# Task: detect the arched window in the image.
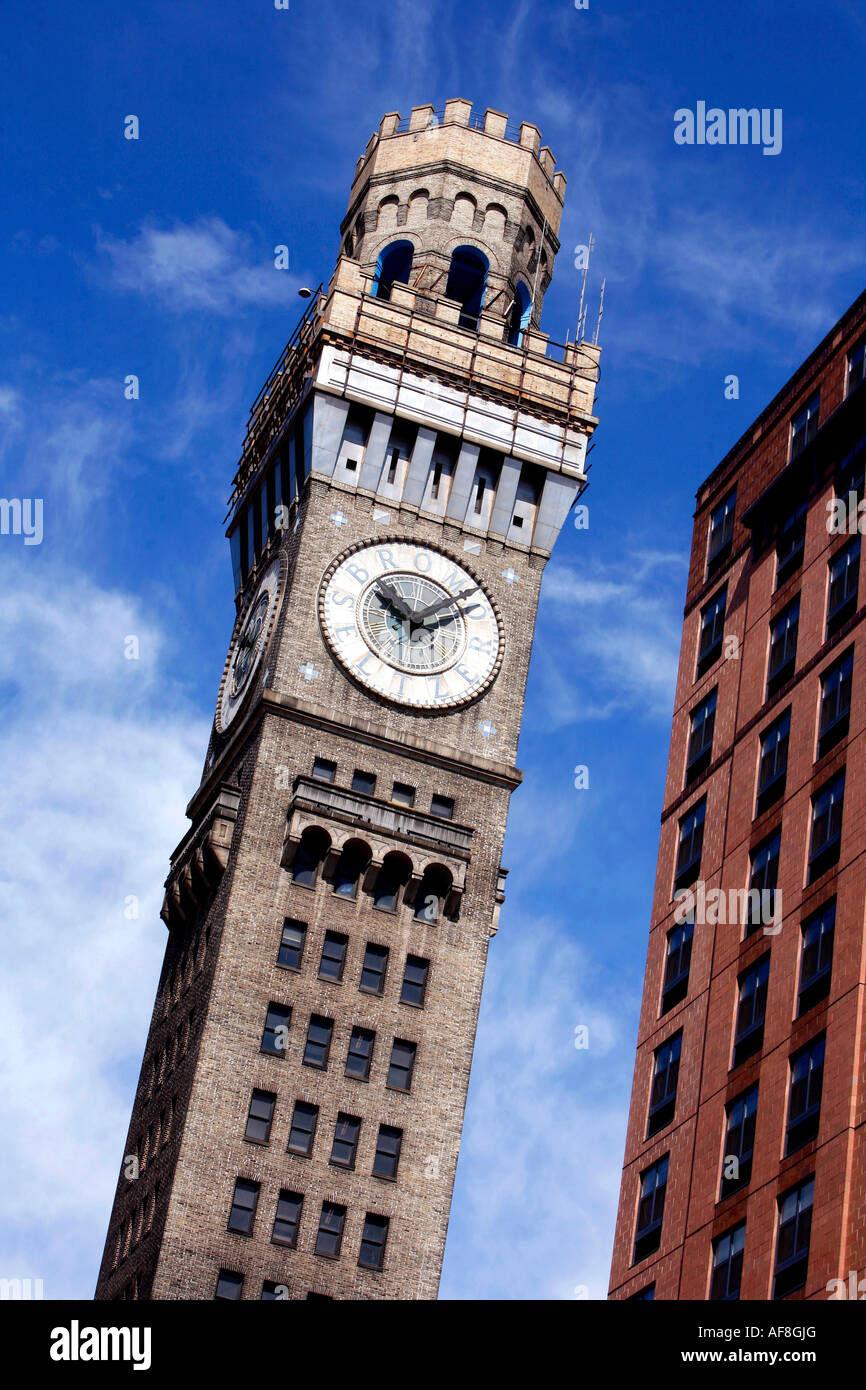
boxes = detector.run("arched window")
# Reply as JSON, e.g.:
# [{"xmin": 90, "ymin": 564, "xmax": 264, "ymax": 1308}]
[
  {"xmin": 445, "ymin": 246, "xmax": 489, "ymax": 330},
  {"xmin": 373, "ymin": 852, "xmax": 412, "ymax": 912},
  {"xmin": 507, "ymin": 281, "xmax": 533, "ymax": 347},
  {"xmin": 413, "ymin": 865, "xmax": 453, "ymax": 924},
  {"xmin": 331, "ymin": 838, "xmax": 371, "ymax": 899},
  {"xmin": 372, "ymin": 240, "xmax": 414, "ymax": 301},
  {"xmin": 292, "ymin": 828, "xmax": 330, "ymax": 888}
]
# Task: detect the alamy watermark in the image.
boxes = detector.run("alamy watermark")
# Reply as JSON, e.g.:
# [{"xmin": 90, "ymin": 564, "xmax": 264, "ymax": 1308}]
[
  {"xmin": 0, "ymin": 497, "xmax": 43, "ymax": 545},
  {"xmin": 674, "ymin": 882, "xmax": 781, "ymax": 933},
  {"xmin": 674, "ymin": 103, "xmax": 782, "ymax": 156}
]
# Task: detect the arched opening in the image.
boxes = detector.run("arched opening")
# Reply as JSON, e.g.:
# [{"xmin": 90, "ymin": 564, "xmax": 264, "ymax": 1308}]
[
  {"xmin": 507, "ymin": 281, "xmax": 533, "ymax": 347},
  {"xmin": 330, "ymin": 838, "xmax": 372, "ymax": 900},
  {"xmin": 292, "ymin": 827, "xmax": 330, "ymax": 888},
  {"xmin": 413, "ymin": 865, "xmax": 453, "ymax": 924},
  {"xmin": 445, "ymin": 245, "xmax": 489, "ymax": 330},
  {"xmin": 373, "ymin": 852, "xmax": 412, "ymax": 912},
  {"xmin": 372, "ymin": 240, "xmax": 414, "ymax": 301}
]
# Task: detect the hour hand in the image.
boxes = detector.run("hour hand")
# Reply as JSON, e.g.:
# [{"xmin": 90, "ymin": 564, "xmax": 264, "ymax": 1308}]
[{"xmin": 376, "ymin": 581, "xmax": 414, "ymax": 620}]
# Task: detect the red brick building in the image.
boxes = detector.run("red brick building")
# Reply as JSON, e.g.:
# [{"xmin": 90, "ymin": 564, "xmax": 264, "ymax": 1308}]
[{"xmin": 609, "ymin": 291, "xmax": 866, "ymax": 1301}]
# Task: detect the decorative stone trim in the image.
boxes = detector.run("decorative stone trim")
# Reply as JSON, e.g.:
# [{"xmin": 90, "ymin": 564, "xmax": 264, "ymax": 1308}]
[{"xmin": 160, "ymin": 783, "xmax": 241, "ymax": 931}]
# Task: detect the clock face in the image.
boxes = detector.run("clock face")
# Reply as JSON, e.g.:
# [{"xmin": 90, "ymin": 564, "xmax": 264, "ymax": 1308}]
[
  {"xmin": 217, "ymin": 555, "xmax": 283, "ymax": 731},
  {"xmin": 319, "ymin": 541, "xmax": 503, "ymax": 709}
]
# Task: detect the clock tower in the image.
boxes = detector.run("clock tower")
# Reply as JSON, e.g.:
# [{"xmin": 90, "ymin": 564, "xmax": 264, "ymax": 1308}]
[{"xmin": 95, "ymin": 100, "xmax": 600, "ymax": 1301}]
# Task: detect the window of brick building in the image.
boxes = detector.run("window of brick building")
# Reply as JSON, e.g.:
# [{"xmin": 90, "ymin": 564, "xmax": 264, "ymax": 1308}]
[
  {"xmin": 707, "ymin": 489, "xmax": 736, "ymax": 577},
  {"xmin": 373, "ymin": 1125, "xmax": 402, "ymax": 1181},
  {"xmin": 271, "ymin": 1191, "xmax": 303, "ymax": 1249},
  {"xmin": 647, "ymin": 1032, "xmax": 682, "ymax": 1137},
  {"xmin": 303, "ymin": 1016, "xmax": 333, "ymax": 1070},
  {"xmin": 775, "ymin": 501, "xmax": 808, "ymax": 588},
  {"xmin": 633, "ymin": 1156, "xmax": 668, "ymax": 1264},
  {"xmin": 720, "ymin": 1084, "xmax": 758, "ymax": 1200},
  {"xmin": 686, "ymin": 689, "xmax": 717, "ymax": 786},
  {"xmin": 790, "ymin": 393, "xmax": 819, "ymax": 460},
  {"xmin": 359, "ymin": 1213, "xmax": 390, "ymax": 1271},
  {"xmin": 732, "ymin": 956, "xmax": 770, "ymax": 1068},
  {"xmin": 319, "ymin": 931, "xmax": 348, "ymax": 983},
  {"xmin": 773, "ymin": 1178, "xmax": 814, "ymax": 1299},
  {"xmin": 261, "ymin": 1003, "xmax": 291, "ymax": 1057},
  {"xmin": 785, "ymin": 1035, "xmax": 825, "ymax": 1155},
  {"xmin": 346, "ymin": 1026, "xmax": 375, "ymax": 1081},
  {"xmin": 400, "ymin": 956, "xmax": 429, "ymax": 1007},
  {"xmin": 287, "ymin": 1101, "xmax": 318, "ymax": 1157},
  {"xmin": 227, "ymin": 1179, "xmax": 260, "ymax": 1236},
  {"xmin": 330, "ymin": 1113, "xmax": 361, "ymax": 1169},
  {"xmin": 315, "ymin": 1202, "xmax": 346, "ymax": 1259},
  {"xmin": 359, "ymin": 943, "xmax": 389, "ymax": 995},
  {"xmin": 387, "ymin": 1039, "xmax": 416, "ymax": 1092},
  {"xmin": 827, "ymin": 536, "xmax": 860, "ymax": 636},
  {"xmin": 808, "ymin": 771, "xmax": 845, "ymax": 882},
  {"xmin": 767, "ymin": 598, "xmax": 799, "ymax": 697},
  {"xmin": 746, "ymin": 829, "xmax": 781, "ymax": 936},
  {"xmin": 215, "ymin": 1269, "xmax": 244, "ymax": 1300},
  {"xmin": 244, "ymin": 1089, "xmax": 276, "ymax": 1145},
  {"xmin": 277, "ymin": 919, "xmax": 307, "ymax": 971},
  {"xmin": 710, "ymin": 1222, "xmax": 746, "ymax": 1301},
  {"xmin": 798, "ymin": 900, "xmax": 835, "ymax": 1016},
  {"xmin": 818, "ymin": 650, "xmax": 853, "ymax": 760},
  {"xmin": 756, "ymin": 711, "xmax": 790, "ymax": 817},
  {"xmin": 675, "ymin": 799, "xmax": 705, "ymax": 891},
  {"xmin": 661, "ymin": 917, "xmax": 693, "ymax": 1014},
  {"xmin": 697, "ymin": 588, "xmax": 727, "ymax": 677},
  {"xmin": 847, "ymin": 337, "xmax": 866, "ymax": 395}
]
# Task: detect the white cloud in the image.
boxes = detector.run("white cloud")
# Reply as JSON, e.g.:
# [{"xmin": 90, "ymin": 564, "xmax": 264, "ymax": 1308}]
[
  {"xmin": 441, "ymin": 914, "xmax": 635, "ymax": 1300},
  {"xmin": 96, "ymin": 217, "xmax": 305, "ymax": 314},
  {"xmin": 0, "ymin": 558, "xmax": 207, "ymax": 1296},
  {"xmin": 535, "ymin": 551, "xmax": 685, "ymax": 724}
]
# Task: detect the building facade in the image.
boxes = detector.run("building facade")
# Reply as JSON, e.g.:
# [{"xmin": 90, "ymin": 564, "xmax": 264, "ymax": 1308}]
[
  {"xmin": 609, "ymin": 291, "xmax": 866, "ymax": 1301},
  {"xmin": 95, "ymin": 100, "xmax": 600, "ymax": 1301}
]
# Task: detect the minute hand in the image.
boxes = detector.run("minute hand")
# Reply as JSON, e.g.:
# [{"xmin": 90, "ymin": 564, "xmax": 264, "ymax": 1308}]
[{"xmin": 413, "ymin": 585, "xmax": 481, "ymax": 622}]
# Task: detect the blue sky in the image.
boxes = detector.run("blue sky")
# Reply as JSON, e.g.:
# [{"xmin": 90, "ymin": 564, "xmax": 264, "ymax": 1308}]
[{"xmin": 1, "ymin": 0, "xmax": 864, "ymax": 1300}]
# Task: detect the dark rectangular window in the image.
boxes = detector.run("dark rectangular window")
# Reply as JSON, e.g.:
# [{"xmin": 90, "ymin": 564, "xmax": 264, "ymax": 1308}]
[
  {"xmin": 756, "ymin": 711, "xmax": 790, "ymax": 817},
  {"xmin": 848, "ymin": 337, "xmax": 866, "ymax": 395},
  {"xmin": 261, "ymin": 1281, "xmax": 285, "ymax": 1300},
  {"xmin": 277, "ymin": 919, "xmax": 307, "ymax": 971},
  {"xmin": 629, "ymin": 1284, "xmax": 655, "ymax": 1300},
  {"xmin": 312, "ymin": 757, "xmax": 336, "ymax": 783},
  {"xmin": 345, "ymin": 1026, "xmax": 375, "ymax": 1080},
  {"xmin": 215, "ymin": 1269, "xmax": 244, "ymax": 1300},
  {"xmin": 710, "ymin": 1223, "xmax": 746, "ymax": 1301},
  {"xmin": 261, "ymin": 1003, "xmax": 291, "ymax": 1057},
  {"xmin": 773, "ymin": 1178, "xmax": 814, "ymax": 1299},
  {"xmin": 647, "ymin": 1032, "xmax": 682, "ymax": 1137},
  {"xmin": 786, "ymin": 1035, "xmax": 825, "ymax": 1155},
  {"xmin": 287, "ymin": 1101, "xmax": 318, "ymax": 1157},
  {"xmin": 303, "ymin": 1015, "xmax": 333, "ymax": 1070},
  {"xmin": 387, "ymin": 1039, "xmax": 416, "ymax": 1092},
  {"xmin": 330, "ymin": 1113, "xmax": 361, "ymax": 1169},
  {"xmin": 697, "ymin": 588, "xmax": 727, "ymax": 677},
  {"xmin": 315, "ymin": 1202, "xmax": 346, "ymax": 1259},
  {"xmin": 798, "ymin": 900, "xmax": 835, "ymax": 1016},
  {"xmin": 401, "ymin": 956, "xmax": 429, "ymax": 1008},
  {"xmin": 244, "ymin": 1089, "xmax": 276, "ymax": 1144},
  {"xmin": 227, "ymin": 1178, "xmax": 260, "ymax": 1236},
  {"xmin": 358, "ymin": 1214, "xmax": 389, "ymax": 1271},
  {"xmin": 352, "ymin": 769, "xmax": 376, "ymax": 795},
  {"xmin": 808, "ymin": 770, "xmax": 845, "ymax": 882},
  {"xmin": 271, "ymin": 1190, "xmax": 303, "ymax": 1249},
  {"xmin": 372, "ymin": 1125, "xmax": 402, "ymax": 1181},
  {"xmin": 359, "ymin": 943, "xmax": 389, "ymax": 995},
  {"xmin": 775, "ymin": 502, "xmax": 808, "ymax": 588},
  {"xmin": 767, "ymin": 598, "xmax": 799, "ymax": 697},
  {"xmin": 732, "ymin": 956, "xmax": 770, "ymax": 1068},
  {"xmin": 319, "ymin": 931, "xmax": 348, "ymax": 983},
  {"xmin": 818, "ymin": 650, "xmax": 853, "ymax": 759},
  {"xmin": 686, "ymin": 690, "xmax": 717, "ymax": 785},
  {"xmin": 675, "ymin": 799, "xmax": 705, "ymax": 891},
  {"xmin": 431, "ymin": 794, "xmax": 455, "ymax": 819},
  {"xmin": 707, "ymin": 489, "xmax": 736, "ymax": 575},
  {"xmin": 790, "ymin": 392, "xmax": 819, "ymax": 460},
  {"xmin": 827, "ymin": 536, "xmax": 860, "ymax": 636},
  {"xmin": 745, "ymin": 829, "xmax": 781, "ymax": 936},
  {"xmin": 392, "ymin": 781, "xmax": 415, "ymax": 807},
  {"xmin": 662, "ymin": 917, "xmax": 693, "ymax": 1014},
  {"xmin": 836, "ymin": 434, "xmax": 866, "ymax": 508},
  {"xmin": 633, "ymin": 1156, "xmax": 668, "ymax": 1264},
  {"xmin": 720, "ymin": 1085, "xmax": 758, "ymax": 1200}
]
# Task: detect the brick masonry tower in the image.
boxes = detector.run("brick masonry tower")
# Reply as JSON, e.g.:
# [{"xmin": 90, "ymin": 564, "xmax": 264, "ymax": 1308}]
[
  {"xmin": 95, "ymin": 100, "xmax": 600, "ymax": 1301},
  {"xmin": 609, "ymin": 290, "xmax": 866, "ymax": 1302}
]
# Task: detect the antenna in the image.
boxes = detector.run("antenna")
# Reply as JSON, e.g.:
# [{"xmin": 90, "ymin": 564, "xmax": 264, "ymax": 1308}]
[
  {"xmin": 577, "ymin": 232, "xmax": 594, "ymax": 342},
  {"xmin": 594, "ymin": 277, "xmax": 606, "ymax": 345}
]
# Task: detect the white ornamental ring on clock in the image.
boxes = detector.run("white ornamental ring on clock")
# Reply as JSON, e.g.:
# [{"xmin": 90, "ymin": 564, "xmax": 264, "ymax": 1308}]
[
  {"xmin": 215, "ymin": 552, "xmax": 286, "ymax": 733},
  {"xmin": 318, "ymin": 538, "xmax": 505, "ymax": 711}
]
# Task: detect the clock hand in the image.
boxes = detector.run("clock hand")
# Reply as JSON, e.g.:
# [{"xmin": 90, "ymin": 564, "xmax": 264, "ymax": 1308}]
[
  {"xmin": 376, "ymin": 581, "xmax": 414, "ymax": 621},
  {"xmin": 412, "ymin": 585, "xmax": 481, "ymax": 623}
]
